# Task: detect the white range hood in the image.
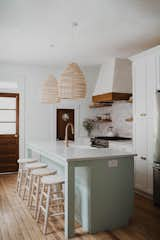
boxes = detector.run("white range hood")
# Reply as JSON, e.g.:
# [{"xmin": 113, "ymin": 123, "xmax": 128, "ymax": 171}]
[{"xmin": 93, "ymin": 58, "xmax": 132, "ymax": 102}]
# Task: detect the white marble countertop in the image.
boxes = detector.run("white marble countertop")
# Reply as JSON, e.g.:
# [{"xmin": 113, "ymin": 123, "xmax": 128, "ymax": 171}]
[{"xmin": 27, "ymin": 141, "xmax": 136, "ymax": 163}]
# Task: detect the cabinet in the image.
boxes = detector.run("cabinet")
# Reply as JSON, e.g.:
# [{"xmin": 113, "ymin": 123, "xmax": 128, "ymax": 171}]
[
  {"xmin": 130, "ymin": 46, "xmax": 160, "ymax": 195},
  {"xmin": 132, "ymin": 59, "xmax": 147, "ymax": 119}
]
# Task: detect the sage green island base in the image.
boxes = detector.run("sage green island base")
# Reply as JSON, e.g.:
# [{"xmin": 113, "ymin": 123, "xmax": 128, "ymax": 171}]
[{"xmin": 27, "ymin": 142, "xmax": 135, "ymax": 239}]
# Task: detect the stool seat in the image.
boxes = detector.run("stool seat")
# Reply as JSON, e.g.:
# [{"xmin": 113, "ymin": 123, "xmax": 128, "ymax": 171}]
[
  {"xmin": 17, "ymin": 158, "xmax": 38, "ymax": 197},
  {"xmin": 31, "ymin": 168, "xmax": 57, "ymax": 177},
  {"xmin": 41, "ymin": 175, "xmax": 65, "ymax": 185},
  {"xmin": 17, "ymin": 158, "xmax": 38, "ymax": 164},
  {"xmin": 25, "ymin": 162, "xmax": 48, "ymax": 170}
]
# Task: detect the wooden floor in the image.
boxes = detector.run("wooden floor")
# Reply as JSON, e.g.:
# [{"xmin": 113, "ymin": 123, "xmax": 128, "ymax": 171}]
[{"xmin": 0, "ymin": 174, "xmax": 160, "ymax": 240}]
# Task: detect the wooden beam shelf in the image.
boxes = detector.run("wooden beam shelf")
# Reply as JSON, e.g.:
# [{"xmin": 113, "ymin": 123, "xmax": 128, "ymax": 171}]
[
  {"xmin": 95, "ymin": 119, "xmax": 112, "ymax": 123},
  {"xmin": 89, "ymin": 103, "xmax": 113, "ymax": 108}
]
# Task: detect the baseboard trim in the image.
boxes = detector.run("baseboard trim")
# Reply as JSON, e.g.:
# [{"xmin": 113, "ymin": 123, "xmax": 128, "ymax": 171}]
[{"xmin": 135, "ymin": 189, "xmax": 153, "ymax": 200}]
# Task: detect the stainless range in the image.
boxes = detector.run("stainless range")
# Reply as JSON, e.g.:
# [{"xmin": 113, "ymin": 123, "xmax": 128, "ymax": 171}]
[{"xmin": 90, "ymin": 136, "xmax": 132, "ymax": 148}]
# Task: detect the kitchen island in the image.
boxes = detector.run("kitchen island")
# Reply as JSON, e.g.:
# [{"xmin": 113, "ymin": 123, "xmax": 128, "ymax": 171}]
[{"xmin": 27, "ymin": 141, "xmax": 135, "ymax": 239}]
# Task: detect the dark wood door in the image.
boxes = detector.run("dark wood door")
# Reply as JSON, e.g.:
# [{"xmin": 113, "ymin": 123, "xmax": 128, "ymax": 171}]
[
  {"xmin": 0, "ymin": 93, "xmax": 19, "ymax": 173},
  {"xmin": 57, "ymin": 109, "xmax": 74, "ymax": 141}
]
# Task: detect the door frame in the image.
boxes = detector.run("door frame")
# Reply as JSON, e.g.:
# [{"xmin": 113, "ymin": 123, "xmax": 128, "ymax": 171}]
[{"xmin": 0, "ymin": 73, "xmax": 25, "ymax": 160}]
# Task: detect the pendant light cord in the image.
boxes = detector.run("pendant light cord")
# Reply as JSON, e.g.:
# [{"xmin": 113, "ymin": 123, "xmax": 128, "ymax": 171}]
[{"xmin": 71, "ymin": 22, "xmax": 78, "ymax": 63}]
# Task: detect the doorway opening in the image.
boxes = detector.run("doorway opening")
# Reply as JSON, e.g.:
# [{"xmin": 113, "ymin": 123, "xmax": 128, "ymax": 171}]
[{"xmin": 56, "ymin": 109, "xmax": 74, "ymax": 141}]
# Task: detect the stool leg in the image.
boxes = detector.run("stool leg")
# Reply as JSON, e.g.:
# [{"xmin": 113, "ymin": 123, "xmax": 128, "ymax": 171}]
[
  {"xmin": 18, "ymin": 171, "xmax": 23, "ymax": 197},
  {"xmin": 16, "ymin": 170, "xmax": 20, "ymax": 192},
  {"xmin": 23, "ymin": 170, "xmax": 29, "ymax": 200},
  {"xmin": 27, "ymin": 174, "xmax": 33, "ymax": 206},
  {"xmin": 57, "ymin": 183, "xmax": 61, "ymax": 213},
  {"xmin": 43, "ymin": 185, "xmax": 51, "ymax": 235},
  {"xmin": 16, "ymin": 163, "xmax": 23, "ymax": 193},
  {"xmin": 34, "ymin": 176, "xmax": 40, "ymax": 218},
  {"xmin": 29, "ymin": 175, "xmax": 35, "ymax": 208},
  {"xmin": 36, "ymin": 183, "xmax": 45, "ymax": 223}
]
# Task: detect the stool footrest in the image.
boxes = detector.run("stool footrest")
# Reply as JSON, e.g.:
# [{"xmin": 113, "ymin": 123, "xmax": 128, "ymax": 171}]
[{"xmin": 50, "ymin": 212, "xmax": 64, "ymax": 217}]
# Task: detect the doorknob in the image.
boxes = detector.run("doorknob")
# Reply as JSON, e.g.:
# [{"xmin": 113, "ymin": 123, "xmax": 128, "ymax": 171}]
[
  {"xmin": 14, "ymin": 134, "xmax": 18, "ymax": 138},
  {"xmin": 141, "ymin": 156, "xmax": 147, "ymax": 160}
]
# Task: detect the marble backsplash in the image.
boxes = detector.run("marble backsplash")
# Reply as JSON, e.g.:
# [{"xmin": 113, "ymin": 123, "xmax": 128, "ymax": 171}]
[{"xmin": 91, "ymin": 101, "xmax": 133, "ymax": 138}]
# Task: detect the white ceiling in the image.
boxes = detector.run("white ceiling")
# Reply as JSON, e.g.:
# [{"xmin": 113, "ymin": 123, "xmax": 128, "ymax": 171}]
[{"xmin": 0, "ymin": 0, "xmax": 160, "ymax": 65}]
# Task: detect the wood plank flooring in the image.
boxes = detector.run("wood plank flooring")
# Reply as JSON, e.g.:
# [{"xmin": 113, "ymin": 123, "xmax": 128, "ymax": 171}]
[{"xmin": 0, "ymin": 173, "xmax": 160, "ymax": 240}]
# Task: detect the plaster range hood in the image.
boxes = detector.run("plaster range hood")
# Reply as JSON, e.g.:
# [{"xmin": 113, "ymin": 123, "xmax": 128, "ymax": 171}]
[{"xmin": 92, "ymin": 58, "xmax": 132, "ymax": 103}]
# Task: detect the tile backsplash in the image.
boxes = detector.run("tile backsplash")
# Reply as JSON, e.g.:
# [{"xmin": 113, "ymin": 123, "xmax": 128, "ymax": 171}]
[{"xmin": 91, "ymin": 101, "xmax": 132, "ymax": 138}]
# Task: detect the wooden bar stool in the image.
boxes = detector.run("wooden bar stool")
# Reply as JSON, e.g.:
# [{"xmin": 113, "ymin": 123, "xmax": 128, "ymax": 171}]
[
  {"xmin": 36, "ymin": 175, "xmax": 65, "ymax": 235},
  {"xmin": 29, "ymin": 168, "xmax": 57, "ymax": 218},
  {"xmin": 22, "ymin": 162, "xmax": 48, "ymax": 202},
  {"xmin": 16, "ymin": 158, "xmax": 38, "ymax": 197}
]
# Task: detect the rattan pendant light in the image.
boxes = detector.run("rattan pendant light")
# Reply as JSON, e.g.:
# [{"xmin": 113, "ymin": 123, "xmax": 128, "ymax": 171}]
[
  {"xmin": 41, "ymin": 74, "xmax": 60, "ymax": 103},
  {"xmin": 59, "ymin": 22, "xmax": 87, "ymax": 99},
  {"xmin": 59, "ymin": 62, "xmax": 86, "ymax": 99}
]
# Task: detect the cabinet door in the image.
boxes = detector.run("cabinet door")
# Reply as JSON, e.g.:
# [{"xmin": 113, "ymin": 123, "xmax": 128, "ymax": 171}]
[
  {"xmin": 134, "ymin": 156, "xmax": 148, "ymax": 191},
  {"xmin": 133, "ymin": 59, "xmax": 147, "ymax": 118},
  {"xmin": 134, "ymin": 117, "xmax": 148, "ymax": 191},
  {"xmin": 133, "ymin": 59, "xmax": 149, "ymax": 192},
  {"xmin": 133, "ymin": 54, "xmax": 157, "ymax": 194}
]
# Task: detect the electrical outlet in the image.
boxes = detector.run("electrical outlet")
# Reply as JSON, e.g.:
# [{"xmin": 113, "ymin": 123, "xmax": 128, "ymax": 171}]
[{"xmin": 108, "ymin": 160, "xmax": 118, "ymax": 168}]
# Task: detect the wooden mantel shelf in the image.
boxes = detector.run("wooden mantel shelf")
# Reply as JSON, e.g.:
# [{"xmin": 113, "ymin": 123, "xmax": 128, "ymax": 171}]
[{"xmin": 92, "ymin": 92, "xmax": 132, "ymax": 103}]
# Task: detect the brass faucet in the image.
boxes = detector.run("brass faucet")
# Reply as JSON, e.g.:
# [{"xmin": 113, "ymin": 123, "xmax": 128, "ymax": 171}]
[{"xmin": 64, "ymin": 123, "xmax": 74, "ymax": 147}]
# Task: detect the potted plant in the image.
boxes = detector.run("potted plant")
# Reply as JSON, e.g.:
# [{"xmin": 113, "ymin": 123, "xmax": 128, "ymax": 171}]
[{"xmin": 83, "ymin": 118, "xmax": 95, "ymax": 137}]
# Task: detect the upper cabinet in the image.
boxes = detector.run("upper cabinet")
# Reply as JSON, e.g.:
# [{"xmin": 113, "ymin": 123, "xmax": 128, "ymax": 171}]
[{"xmin": 132, "ymin": 59, "xmax": 147, "ymax": 118}]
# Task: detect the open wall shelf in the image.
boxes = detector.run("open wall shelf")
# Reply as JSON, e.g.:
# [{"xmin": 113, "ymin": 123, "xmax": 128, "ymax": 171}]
[{"xmin": 89, "ymin": 103, "xmax": 113, "ymax": 108}]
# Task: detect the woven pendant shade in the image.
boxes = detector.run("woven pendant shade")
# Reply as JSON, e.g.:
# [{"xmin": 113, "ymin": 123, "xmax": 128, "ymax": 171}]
[
  {"xmin": 41, "ymin": 74, "xmax": 60, "ymax": 103},
  {"xmin": 59, "ymin": 63, "xmax": 87, "ymax": 99}
]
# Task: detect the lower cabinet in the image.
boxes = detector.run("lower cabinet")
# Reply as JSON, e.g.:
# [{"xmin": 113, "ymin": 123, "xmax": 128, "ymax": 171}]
[
  {"xmin": 133, "ymin": 116, "xmax": 154, "ymax": 194},
  {"xmin": 134, "ymin": 157, "xmax": 153, "ymax": 195},
  {"xmin": 134, "ymin": 155, "xmax": 148, "ymax": 192}
]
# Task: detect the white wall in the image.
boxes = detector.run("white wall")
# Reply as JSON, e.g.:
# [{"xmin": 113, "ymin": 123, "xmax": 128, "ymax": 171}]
[
  {"xmin": 0, "ymin": 63, "xmax": 55, "ymax": 157},
  {"xmin": 0, "ymin": 63, "xmax": 100, "ymax": 156}
]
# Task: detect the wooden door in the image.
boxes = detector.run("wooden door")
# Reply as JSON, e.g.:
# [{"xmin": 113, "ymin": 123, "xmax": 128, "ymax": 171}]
[
  {"xmin": 57, "ymin": 109, "xmax": 74, "ymax": 140},
  {"xmin": 0, "ymin": 93, "xmax": 19, "ymax": 173}
]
